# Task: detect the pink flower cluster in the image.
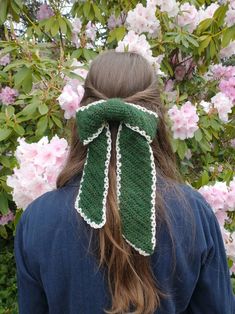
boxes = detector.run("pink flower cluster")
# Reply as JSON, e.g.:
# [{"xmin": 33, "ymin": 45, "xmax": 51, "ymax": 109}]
[
  {"xmin": 116, "ymin": 31, "xmax": 164, "ymax": 75},
  {"xmin": 211, "ymin": 92, "xmax": 233, "ymax": 122},
  {"xmin": 152, "ymin": 0, "xmax": 179, "ymax": 17},
  {"xmin": 0, "ymin": 53, "xmax": 10, "ymax": 66},
  {"xmin": 7, "ymin": 136, "xmax": 68, "ymax": 209},
  {"xmin": 126, "ymin": 3, "xmax": 160, "ymax": 38},
  {"xmin": 58, "ymin": 60, "xmax": 87, "ymax": 119},
  {"xmin": 219, "ymin": 77, "xmax": 235, "ymax": 102},
  {"xmin": 197, "ymin": 3, "xmax": 219, "ymax": 24},
  {"xmin": 0, "ymin": 86, "xmax": 18, "ymax": 105},
  {"xmin": 71, "ymin": 19, "xmax": 96, "ymax": 48},
  {"xmin": 168, "ymin": 101, "xmax": 199, "ymax": 140},
  {"xmin": 208, "ymin": 64, "xmax": 235, "ymax": 80},
  {"xmin": 199, "ymin": 178, "xmax": 235, "ymax": 271},
  {"xmin": 225, "ymin": 4, "xmax": 235, "ymax": 27},
  {"xmin": 0, "ymin": 210, "xmax": 14, "ymax": 226},
  {"xmin": 177, "ymin": 2, "xmax": 198, "ymax": 33},
  {"xmin": 36, "ymin": 4, "xmax": 54, "ymax": 21},
  {"xmin": 107, "ymin": 13, "xmax": 125, "ymax": 30},
  {"xmin": 220, "ymin": 41, "xmax": 235, "ymax": 59}
]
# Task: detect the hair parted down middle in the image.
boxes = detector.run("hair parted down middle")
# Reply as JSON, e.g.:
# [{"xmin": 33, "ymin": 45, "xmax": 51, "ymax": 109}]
[{"xmin": 57, "ymin": 50, "xmax": 184, "ymax": 314}]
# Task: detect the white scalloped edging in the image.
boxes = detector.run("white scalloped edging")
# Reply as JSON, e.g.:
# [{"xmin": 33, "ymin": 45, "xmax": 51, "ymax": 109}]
[
  {"xmin": 116, "ymin": 123, "xmax": 122, "ymax": 206},
  {"xmin": 74, "ymin": 123, "xmax": 112, "ymax": 228},
  {"xmin": 77, "ymin": 99, "xmax": 158, "ymax": 118},
  {"xmin": 149, "ymin": 144, "xmax": 156, "ymax": 251},
  {"xmin": 125, "ymin": 123, "xmax": 152, "ymax": 143}
]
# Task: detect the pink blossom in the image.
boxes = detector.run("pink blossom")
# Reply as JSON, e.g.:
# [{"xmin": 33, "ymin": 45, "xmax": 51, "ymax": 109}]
[
  {"xmin": 168, "ymin": 101, "xmax": 199, "ymax": 140},
  {"xmin": 0, "ymin": 86, "xmax": 18, "ymax": 105},
  {"xmin": 36, "ymin": 4, "xmax": 54, "ymax": 21},
  {"xmin": 185, "ymin": 149, "xmax": 192, "ymax": 160},
  {"xmin": 85, "ymin": 22, "xmax": 96, "ymax": 41},
  {"xmin": 58, "ymin": 84, "xmax": 84, "ymax": 119},
  {"xmin": 230, "ymin": 138, "xmax": 235, "ymax": 148},
  {"xmin": 221, "ymin": 228, "xmax": 235, "ymax": 261},
  {"xmin": 7, "ymin": 136, "xmax": 68, "ymax": 209},
  {"xmin": 107, "ymin": 13, "xmax": 125, "ymax": 30},
  {"xmin": 225, "ymin": 7, "xmax": 235, "ymax": 27},
  {"xmin": 116, "ymin": 31, "xmax": 156, "ymax": 66},
  {"xmin": 220, "ymin": 41, "xmax": 235, "ymax": 59},
  {"xmin": 219, "ymin": 77, "xmax": 235, "ymax": 102},
  {"xmin": 155, "ymin": 0, "xmax": 179, "ymax": 17},
  {"xmin": 0, "ymin": 53, "xmax": 10, "ymax": 66},
  {"xmin": 208, "ymin": 64, "xmax": 235, "ymax": 80},
  {"xmin": 200, "ymin": 100, "xmax": 212, "ymax": 113},
  {"xmin": 198, "ymin": 3, "xmax": 219, "ymax": 24},
  {"xmin": 164, "ymin": 79, "xmax": 175, "ymax": 92},
  {"xmin": 126, "ymin": 3, "xmax": 160, "ymax": 37},
  {"xmin": 177, "ymin": 3, "xmax": 199, "ymax": 33},
  {"xmin": 0, "ymin": 210, "xmax": 14, "ymax": 226},
  {"xmin": 72, "ymin": 18, "xmax": 82, "ymax": 34},
  {"xmin": 66, "ymin": 60, "xmax": 88, "ymax": 89},
  {"xmin": 211, "ymin": 92, "xmax": 233, "ymax": 122}
]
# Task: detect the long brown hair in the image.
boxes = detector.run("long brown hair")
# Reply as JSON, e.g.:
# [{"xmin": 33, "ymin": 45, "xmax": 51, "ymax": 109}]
[{"xmin": 57, "ymin": 51, "xmax": 183, "ymax": 314}]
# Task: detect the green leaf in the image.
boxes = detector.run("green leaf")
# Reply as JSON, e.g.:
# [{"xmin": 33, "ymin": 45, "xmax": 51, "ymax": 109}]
[
  {"xmin": 83, "ymin": 1, "xmax": 91, "ymax": 19},
  {"xmin": 214, "ymin": 5, "xmax": 227, "ymax": 27},
  {"xmin": 50, "ymin": 20, "xmax": 59, "ymax": 37},
  {"xmin": 201, "ymin": 171, "xmax": 209, "ymax": 186},
  {"xmin": 93, "ymin": 3, "xmax": 104, "ymax": 23},
  {"xmin": 185, "ymin": 35, "xmax": 199, "ymax": 47},
  {"xmin": 222, "ymin": 26, "xmax": 235, "ymax": 48},
  {"xmin": 14, "ymin": 66, "xmax": 31, "ymax": 87},
  {"xmin": 58, "ymin": 16, "xmax": 67, "ymax": 34},
  {"xmin": 0, "ymin": 155, "xmax": 11, "ymax": 168},
  {"xmin": 14, "ymin": 209, "xmax": 23, "ymax": 227},
  {"xmin": 0, "ymin": 225, "xmax": 8, "ymax": 239},
  {"xmin": 171, "ymin": 138, "xmax": 179, "ymax": 153},
  {"xmin": 51, "ymin": 115, "xmax": 63, "ymax": 128},
  {"xmin": 115, "ymin": 26, "xmax": 126, "ymax": 41},
  {"xmin": 177, "ymin": 141, "xmax": 188, "ymax": 160},
  {"xmin": 19, "ymin": 102, "xmax": 37, "ymax": 116},
  {"xmin": 0, "ymin": 0, "xmax": 8, "ymax": 24},
  {"xmin": 38, "ymin": 103, "xmax": 49, "ymax": 115},
  {"xmin": 0, "ymin": 191, "xmax": 9, "ymax": 215},
  {"xmin": 71, "ymin": 49, "xmax": 83, "ymax": 59},
  {"xmin": 209, "ymin": 39, "xmax": 216, "ymax": 58},
  {"xmin": 14, "ymin": 124, "xmax": 25, "ymax": 136},
  {"xmin": 5, "ymin": 106, "xmax": 15, "ymax": 118},
  {"xmin": 199, "ymin": 138, "xmax": 211, "ymax": 152},
  {"xmin": 194, "ymin": 129, "xmax": 203, "ymax": 142},
  {"xmin": 0, "ymin": 128, "xmax": 12, "ymax": 141},
  {"xmin": 36, "ymin": 116, "xmax": 48, "ymax": 136},
  {"xmin": 82, "ymin": 48, "xmax": 97, "ymax": 61},
  {"xmin": 44, "ymin": 16, "xmax": 55, "ymax": 33},
  {"xmin": 198, "ymin": 36, "xmax": 211, "ymax": 54},
  {"xmin": 197, "ymin": 18, "xmax": 212, "ymax": 33}
]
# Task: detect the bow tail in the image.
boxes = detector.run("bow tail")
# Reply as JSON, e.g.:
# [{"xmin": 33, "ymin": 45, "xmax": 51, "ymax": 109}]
[
  {"xmin": 116, "ymin": 124, "xmax": 156, "ymax": 255},
  {"xmin": 75, "ymin": 124, "xmax": 112, "ymax": 228}
]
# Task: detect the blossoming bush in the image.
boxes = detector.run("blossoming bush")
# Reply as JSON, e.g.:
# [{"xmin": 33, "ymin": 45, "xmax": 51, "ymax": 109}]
[{"xmin": 0, "ymin": 0, "xmax": 235, "ymax": 310}]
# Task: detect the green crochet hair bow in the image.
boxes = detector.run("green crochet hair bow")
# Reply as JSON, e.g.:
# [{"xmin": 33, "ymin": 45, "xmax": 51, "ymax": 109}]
[{"xmin": 75, "ymin": 98, "xmax": 159, "ymax": 255}]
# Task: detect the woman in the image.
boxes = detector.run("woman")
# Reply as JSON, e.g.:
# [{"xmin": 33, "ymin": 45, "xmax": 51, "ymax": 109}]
[{"xmin": 14, "ymin": 51, "xmax": 235, "ymax": 314}]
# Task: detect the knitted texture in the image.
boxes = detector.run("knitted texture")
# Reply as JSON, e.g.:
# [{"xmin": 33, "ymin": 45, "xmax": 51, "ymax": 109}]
[{"xmin": 75, "ymin": 98, "xmax": 158, "ymax": 255}]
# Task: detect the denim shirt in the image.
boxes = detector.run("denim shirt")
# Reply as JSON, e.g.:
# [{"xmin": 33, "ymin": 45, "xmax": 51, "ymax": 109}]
[{"xmin": 14, "ymin": 176, "xmax": 235, "ymax": 314}]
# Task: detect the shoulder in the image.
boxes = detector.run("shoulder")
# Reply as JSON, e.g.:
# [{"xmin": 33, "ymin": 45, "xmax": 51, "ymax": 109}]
[
  {"xmin": 18, "ymin": 182, "xmax": 80, "ymax": 230},
  {"xmin": 160, "ymin": 182, "xmax": 217, "ymax": 253},
  {"xmin": 162, "ymin": 181, "xmax": 215, "ymax": 222}
]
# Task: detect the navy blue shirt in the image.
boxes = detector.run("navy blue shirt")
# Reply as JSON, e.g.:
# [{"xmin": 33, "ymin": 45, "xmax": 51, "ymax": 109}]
[{"xmin": 14, "ymin": 176, "xmax": 235, "ymax": 313}]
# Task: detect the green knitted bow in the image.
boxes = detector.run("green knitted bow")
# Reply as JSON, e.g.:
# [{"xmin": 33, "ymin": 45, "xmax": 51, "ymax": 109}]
[{"xmin": 75, "ymin": 98, "xmax": 158, "ymax": 255}]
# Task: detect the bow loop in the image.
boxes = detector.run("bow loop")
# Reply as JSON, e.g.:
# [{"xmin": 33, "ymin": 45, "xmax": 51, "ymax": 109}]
[
  {"xmin": 75, "ymin": 98, "xmax": 158, "ymax": 255},
  {"xmin": 76, "ymin": 98, "xmax": 158, "ymax": 145}
]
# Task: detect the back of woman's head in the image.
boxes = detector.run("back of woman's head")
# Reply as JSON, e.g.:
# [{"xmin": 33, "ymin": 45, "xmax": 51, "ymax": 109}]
[{"xmin": 57, "ymin": 50, "xmax": 182, "ymax": 314}]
